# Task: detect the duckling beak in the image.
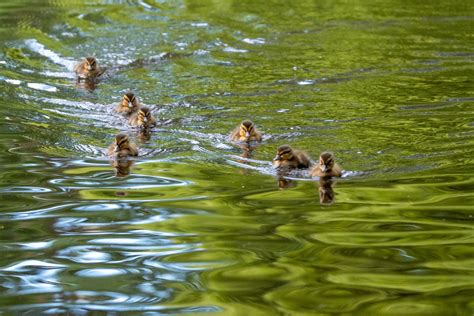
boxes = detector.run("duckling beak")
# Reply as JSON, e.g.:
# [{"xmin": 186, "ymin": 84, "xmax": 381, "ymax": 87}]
[
  {"xmin": 128, "ymin": 102, "xmax": 132, "ymax": 108},
  {"xmin": 245, "ymin": 131, "xmax": 250, "ymax": 138},
  {"xmin": 87, "ymin": 65, "xmax": 93, "ymax": 71},
  {"xmin": 321, "ymin": 165, "xmax": 328, "ymax": 172},
  {"xmin": 114, "ymin": 145, "xmax": 120, "ymax": 152},
  {"xmin": 273, "ymin": 155, "xmax": 281, "ymax": 161},
  {"xmin": 143, "ymin": 116, "xmax": 148, "ymax": 122}
]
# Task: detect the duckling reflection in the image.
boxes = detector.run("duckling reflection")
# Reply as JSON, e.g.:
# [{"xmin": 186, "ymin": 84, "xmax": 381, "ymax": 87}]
[
  {"xmin": 112, "ymin": 159, "xmax": 134, "ymax": 177},
  {"xmin": 319, "ymin": 177, "xmax": 335, "ymax": 204},
  {"xmin": 235, "ymin": 141, "xmax": 260, "ymax": 161},
  {"xmin": 129, "ymin": 106, "xmax": 157, "ymax": 129},
  {"xmin": 272, "ymin": 144, "xmax": 312, "ymax": 171},
  {"xmin": 278, "ymin": 177, "xmax": 296, "ymax": 189},
  {"xmin": 107, "ymin": 133, "xmax": 138, "ymax": 158},
  {"xmin": 230, "ymin": 120, "xmax": 262, "ymax": 143},
  {"xmin": 310, "ymin": 151, "xmax": 342, "ymax": 178},
  {"xmin": 74, "ymin": 79, "xmax": 98, "ymax": 91},
  {"xmin": 137, "ymin": 128, "xmax": 152, "ymax": 143},
  {"xmin": 74, "ymin": 56, "xmax": 106, "ymax": 81},
  {"xmin": 116, "ymin": 92, "xmax": 140, "ymax": 117}
]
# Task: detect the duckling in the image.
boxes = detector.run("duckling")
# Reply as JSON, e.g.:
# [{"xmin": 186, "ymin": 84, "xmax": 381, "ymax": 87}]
[
  {"xmin": 74, "ymin": 57, "xmax": 105, "ymax": 80},
  {"xmin": 116, "ymin": 92, "xmax": 140, "ymax": 117},
  {"xmin": 107, "ymin": 133, "xmax": 138, "ymax": 158},
  {"xmin": 230, "ymin": 120, "xmax": 262, "ymax": 142},
  {"xmin": 128, "ymin": 106, "xmax": 157, "ymax": 129},
  {"xmin": 311, "ymin": 152, "xmax": 342, "ymax": 177},
  {"xmin": 272, "ymin": 145, "xmax": 312, "ymax": 170}
]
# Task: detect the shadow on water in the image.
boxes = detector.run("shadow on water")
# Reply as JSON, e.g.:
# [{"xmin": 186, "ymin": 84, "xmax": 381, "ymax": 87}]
[{"xmin": 0, "ymin": 0, "xmax": 473, "ymax": 314}]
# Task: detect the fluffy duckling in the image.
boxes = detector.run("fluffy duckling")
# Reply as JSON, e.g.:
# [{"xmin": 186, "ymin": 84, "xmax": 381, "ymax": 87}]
[
  {"xmin": 116, "ymin": 92, "xmax": 140, "ymax": 117},
  {"xmin": 272, "ymin": 145, "xmax": 312, "ymax": 170},
  {"xmin": 311, "ymin": 152, "xmax": 342, "ymax": 177},
  {"xmin": 107, "ymin": 133, "xmax": 138, "ymax": 158},
  {"xmin": 128, "ymin": 106, "xmax": 157, "ymax": 129},
  {"xmin": 74, "ymin": 57, "xmax": 105, "ymax": 80},
  {"xmin": 230, "ymin": 120, "xmax": 262, "ymax": 142}
]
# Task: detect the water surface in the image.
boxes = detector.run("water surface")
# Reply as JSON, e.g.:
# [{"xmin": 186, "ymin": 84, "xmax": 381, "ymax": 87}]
[{"xmin": 0, "ymin": 0, "xmax": 473, "ymax": 315}]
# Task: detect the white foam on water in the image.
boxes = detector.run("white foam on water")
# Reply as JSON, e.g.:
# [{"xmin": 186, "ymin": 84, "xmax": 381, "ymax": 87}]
[
  {"xmin": 223, "ymin": 46, "xmax": 248, "ymax": 53},
  {"xmin": 27, "ymin": 82, "xmax": 58, "ymax": 92},
  {"xmin": 191, "ymin": 22, "xmax": 209, "ymax": 27},
  {"xmin": 242, "ymin": 38, "xmax": 265, "ymax": 45},
  {"xmin": 25, "ymin": 39, "xmax": 75, "ymax": 71},
  {"xmin": 5, "ymin": 79, "xmax": 21, "ymax": 85},
  {"xmin": 297, "ymin": 80, "xmax": 315, "ymax": 85}
]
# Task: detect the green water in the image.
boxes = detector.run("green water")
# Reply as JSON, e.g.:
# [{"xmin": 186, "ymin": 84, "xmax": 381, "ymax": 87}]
[{"xmin": 0, "ymin": 0, "xmax": 473, "ymax": 314}]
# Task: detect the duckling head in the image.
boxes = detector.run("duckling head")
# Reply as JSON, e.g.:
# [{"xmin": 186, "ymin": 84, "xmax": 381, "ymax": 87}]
[
  {"xmin": 138, "ymin": 106, "xmax": 152, "ymax": 126},
  {"xmin": 114, "ymin": 133, "xmax": 130, "ymax": 152},
  {"xmin": 239, "ymin": 120, "xmax": 256, "ymax": 141},
  {"xmin": 85, "ymin": 57, "xmax": 97, "ymax": 71},
  {"xmin": 122, "ymin": 92, "xmax": 137, "ymax": 109},
  {"xmin": 273, "ymin": 145, "xmax": 294, "ymax": 163},
  {"xmin": 319, "ymin": 151, "xmax": 335, "ymax": 173}
]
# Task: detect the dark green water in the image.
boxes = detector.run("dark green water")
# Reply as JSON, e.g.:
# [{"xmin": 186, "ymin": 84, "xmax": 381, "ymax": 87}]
[{"xmin": 0, "ymin": 0, "xmax": 473, "ymax": 314}]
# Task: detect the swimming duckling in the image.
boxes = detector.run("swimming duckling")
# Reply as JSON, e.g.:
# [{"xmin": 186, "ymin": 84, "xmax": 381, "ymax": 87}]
[
  {"xmin": 74, "ymin": 57, "xmax": 105, "ymax": 80},
  {"xmin": 107, "ymin": 133, "xmax": 138, "ymax": 158},
  {"xmin": 230, "ymin": 120, "xmax": 262, "ymax": 142},
  {"xmin": 272, "ymin": 144, "xmax": 312, "ymax": 170},
  {"xmin": 116, "ymin": 92, "xmax": 140, "ymax": 117},
  {"xmin": 128, "ymin": 106, "xmax": 157, "ymax": 129},
  {"xmin": 311, "ymin": 152, "xmax": 342, "ymax": 177}
]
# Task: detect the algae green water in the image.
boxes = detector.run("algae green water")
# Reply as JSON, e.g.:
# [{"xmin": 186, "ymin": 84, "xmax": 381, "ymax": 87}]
[{"xmin": 0, "ymin": 1, "xmax": 473, "ymax": 315}]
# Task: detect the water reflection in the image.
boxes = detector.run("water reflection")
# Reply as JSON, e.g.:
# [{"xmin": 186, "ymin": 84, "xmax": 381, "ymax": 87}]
[
  {"xmin": 75, "ymin": 78, "xmax": 98, "ymax": 91},
  {"xmin": 137, "ymin": 128, "xmax": 152, "ymax": 143},
  {"xmin": 235, "ymin": 142, "xmax": 259, "ymax": 160},
  {"xmin": 278, "ymin": 177, "xmax": 296, "ymax": 189},
  {"xmin": 318, "ymin": 177, "xmax": 335, "ymax": 205},
  {"xmin": 0, "ymin": 0, "xmax": 473, "ymax": 314},
  {"xmin": 111, "ymin": 159, "xmax": 134, "ymax": 177}
]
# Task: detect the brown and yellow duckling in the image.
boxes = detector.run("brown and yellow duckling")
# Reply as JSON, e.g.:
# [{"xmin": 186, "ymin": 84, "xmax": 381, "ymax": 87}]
[
  {"xmin": 272, "ymin": 144, "xmax": 312, "ymax": 170},
  {"xmin": 107, "ymin": 133, "xmax": 138, "ymax": 158},
  {"xmin": 74, "ymin": 56, "xmax": 105, "ymax": 80},
  {"xmin": 310, "ymin": 152, "xmax": 342, "ymax": 177},
  {"xmin": 230, "ymin": 120, "xmax": 262, "ymax": 142},
  {"xmin": 128, "ymin": 106, "xmax": 157, "ymax": 129},
  {"xmin": 116, "ymin": 92, "xmax": 140, "ymax": 117}
]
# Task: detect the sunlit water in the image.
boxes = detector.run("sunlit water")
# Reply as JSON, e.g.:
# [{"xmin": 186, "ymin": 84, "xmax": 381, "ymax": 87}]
[{"xmin": 0, "ymin": 1, "xmax": 473, "ymax": 315}]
